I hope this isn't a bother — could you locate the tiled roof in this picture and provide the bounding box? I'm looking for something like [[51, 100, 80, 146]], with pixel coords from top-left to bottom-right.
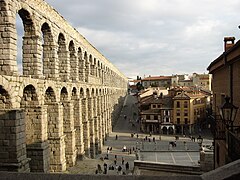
[[142, 76, 172, 81], [173, 92, 190, 99]]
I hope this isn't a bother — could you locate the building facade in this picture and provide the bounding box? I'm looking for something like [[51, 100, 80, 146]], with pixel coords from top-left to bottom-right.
[[139, 87, 207, 135], [139, 93, 174, 134], [173, 92, 207, 135], [207, 37, 240, 168], [141, 76, 172, 89]]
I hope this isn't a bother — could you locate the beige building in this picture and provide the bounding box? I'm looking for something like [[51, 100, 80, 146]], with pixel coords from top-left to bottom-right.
[[171, 73, 212, 91], [173, 92, 207, 135], [141, 76, 172, 89]]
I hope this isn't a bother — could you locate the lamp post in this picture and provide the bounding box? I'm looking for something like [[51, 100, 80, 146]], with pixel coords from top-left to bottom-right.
[[218, 96, 238, 131]]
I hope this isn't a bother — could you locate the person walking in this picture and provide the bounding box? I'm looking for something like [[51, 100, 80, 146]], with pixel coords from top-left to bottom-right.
[[122, 157, 124, 165], [118, 165, 122, 175], [125, 162, 129, 171]]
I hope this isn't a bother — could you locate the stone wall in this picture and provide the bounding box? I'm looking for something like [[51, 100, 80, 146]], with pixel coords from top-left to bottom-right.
[[0, 110, 30, 172], [200, 150, 214, 172], [0, 0, 128, 173]]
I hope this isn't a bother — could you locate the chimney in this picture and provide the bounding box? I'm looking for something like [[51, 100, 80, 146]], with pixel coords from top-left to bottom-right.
[[224, 37, 235, 52]]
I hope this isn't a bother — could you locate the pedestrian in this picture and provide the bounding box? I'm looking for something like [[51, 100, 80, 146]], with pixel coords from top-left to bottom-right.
[[130, 149, 132, 154], [125, 162, 129, 170], [118, 165, 122, 175], [116, 134, 118, 140], [103, 163, 107, 174], [97, 164, 102, 174], [104, 163, 107, 169], [115, 155, 117, 159], [114, 159, 117, 165], [122, 157, 124, 165], [137, 134, 139, 138], [153, 137, 155, 142], [110, 147, 112, 151]]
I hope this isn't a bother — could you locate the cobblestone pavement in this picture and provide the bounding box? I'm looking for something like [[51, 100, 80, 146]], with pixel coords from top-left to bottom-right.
[[66, 95, 213, 175]]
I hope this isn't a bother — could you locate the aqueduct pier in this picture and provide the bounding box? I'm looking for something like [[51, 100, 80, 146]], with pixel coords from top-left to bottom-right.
[[0, 0, 128, 172]]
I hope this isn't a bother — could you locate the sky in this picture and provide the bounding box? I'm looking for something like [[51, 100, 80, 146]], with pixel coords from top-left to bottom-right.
[[17, 0, 240, 79]]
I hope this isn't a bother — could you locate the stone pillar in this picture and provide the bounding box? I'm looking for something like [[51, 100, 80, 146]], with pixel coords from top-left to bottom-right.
[[73, 98, 84, 159], [62, 101, 77, 168], [82, 98, 90, 157], [47, 103, 66, 172], [0, 110, 30, 172], [101, 112, 106, 144], [0, 4, 18, 75], [85, 62, 90, 82], [97, 97, 103, 153], [24, 105, 50, 172], [70, 52, 79, 82], [93, 97, 99, 155], [22, 35, 42, 77], [59, 49, 70, 81], [79, 59, 85, 82], [43, 44, 59, 79], [88, 97, 96, 158]]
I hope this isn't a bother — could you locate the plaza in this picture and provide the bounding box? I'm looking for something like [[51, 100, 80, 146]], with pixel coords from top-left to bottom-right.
[[67, 95, 213, 175]]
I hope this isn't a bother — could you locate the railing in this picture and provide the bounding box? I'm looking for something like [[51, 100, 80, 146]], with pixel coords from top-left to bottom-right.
[[213, 116, 227, 140], [208, 113, 240, 162], [228, 127, 240, 161]]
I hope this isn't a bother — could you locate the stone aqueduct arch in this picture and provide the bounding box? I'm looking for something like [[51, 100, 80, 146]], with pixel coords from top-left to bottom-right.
[[0, 0, 128, 173]]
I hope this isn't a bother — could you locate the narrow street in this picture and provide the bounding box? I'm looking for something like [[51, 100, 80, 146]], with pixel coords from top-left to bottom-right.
[[113, 95, 140, 133]]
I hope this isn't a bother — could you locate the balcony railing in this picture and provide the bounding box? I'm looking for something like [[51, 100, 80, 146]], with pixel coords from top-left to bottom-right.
[[213, 116, 227, 140], [228, 127, 240, 161]]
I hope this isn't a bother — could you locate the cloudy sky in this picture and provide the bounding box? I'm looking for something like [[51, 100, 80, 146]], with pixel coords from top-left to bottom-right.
[[42, 1, 240, 78]]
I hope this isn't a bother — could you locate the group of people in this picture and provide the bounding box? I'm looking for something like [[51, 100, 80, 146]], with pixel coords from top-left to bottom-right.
[[122, 145, 135, 155], [97, 153, 130, 175]]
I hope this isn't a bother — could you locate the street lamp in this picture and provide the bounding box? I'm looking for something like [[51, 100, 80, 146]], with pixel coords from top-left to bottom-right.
[[219, 96, 238, 130]]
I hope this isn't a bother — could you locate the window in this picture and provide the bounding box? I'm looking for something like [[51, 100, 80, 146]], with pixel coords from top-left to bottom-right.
[[152, 104, 156, 108], [184, 101, 188, 108], [184, 118, 188, 124], [165, 110, 169, 116], [166, 117, 169, 123], [184, 110, 188, 116], [177, 118, 180, 124], [176, 101, 180, 108], [176, 110, 180, 116], [157, 105, 161, 108], [146, 115, 150, 120], [154, 115, 158, 120]]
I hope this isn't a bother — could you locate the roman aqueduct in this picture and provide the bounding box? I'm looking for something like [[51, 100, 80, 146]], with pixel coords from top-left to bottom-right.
[[0, 0, 128, 172]]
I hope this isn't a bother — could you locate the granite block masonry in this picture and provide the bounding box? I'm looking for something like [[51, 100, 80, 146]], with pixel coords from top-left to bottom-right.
[[0, 0, 128, 173]]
